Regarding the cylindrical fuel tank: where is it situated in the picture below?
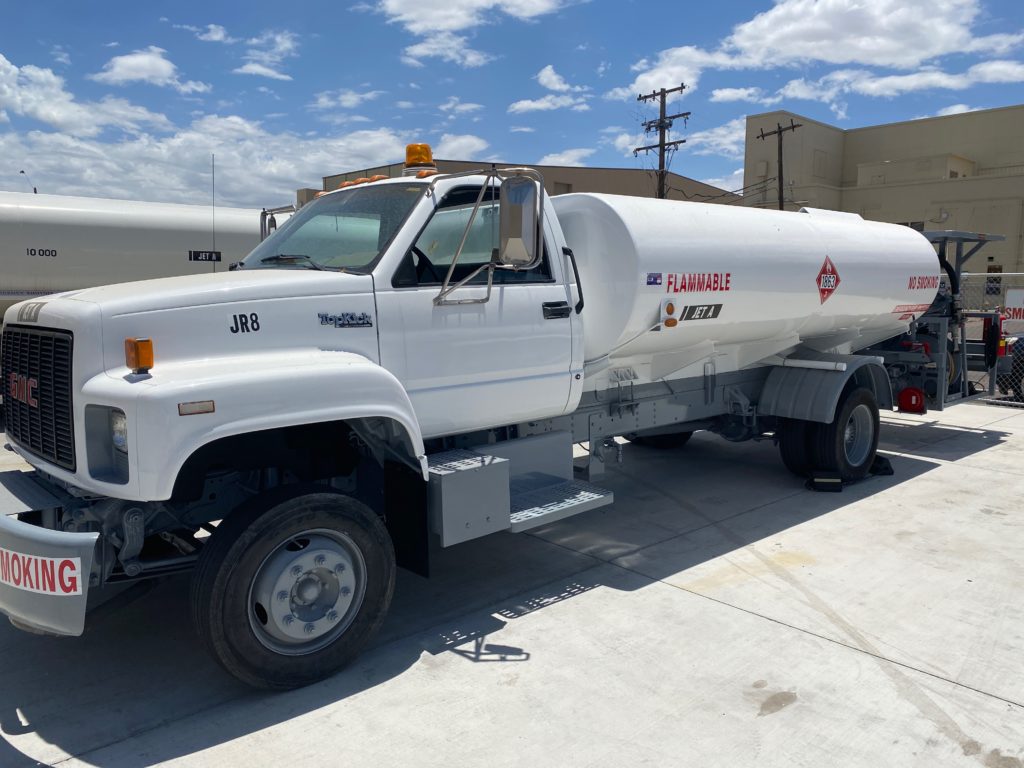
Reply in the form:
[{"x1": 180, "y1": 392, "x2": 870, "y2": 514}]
[
  {"x1": 551, "y1": 194, "x2": 941, "y2": 362},
  {"x1": 0, "y1": 191, "x2": 278, "y2": 318}
]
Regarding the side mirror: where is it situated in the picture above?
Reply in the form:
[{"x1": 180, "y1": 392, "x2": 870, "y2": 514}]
[{"x1": 498, "y1": 176, "x2": 539, "y2": 268}]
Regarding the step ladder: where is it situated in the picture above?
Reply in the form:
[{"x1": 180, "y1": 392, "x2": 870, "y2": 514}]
[{"x1": 426, "y1": 432, "x2": 614, "y2": 545}]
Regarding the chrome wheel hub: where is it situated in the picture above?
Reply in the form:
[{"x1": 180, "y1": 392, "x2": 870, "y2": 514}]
[
  {"x1": 248, "y1": 530, "x2": 366, "y2": 655},
  {"x1": 843, "y1": 404, "x2": 874, "y2": 467}
]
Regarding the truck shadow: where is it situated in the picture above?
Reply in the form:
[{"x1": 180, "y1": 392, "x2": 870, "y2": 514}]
[
  {"x1": 877, "y1": 417, "x2": 1012, "y2": 462},
  {"x1": 0, "y1": 420, "x2": 1004, "y2": 766}
]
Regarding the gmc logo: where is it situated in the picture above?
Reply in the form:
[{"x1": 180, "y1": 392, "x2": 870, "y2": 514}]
[{"x1": 7, "y1": 373, "x2": 38, "y2": 408}]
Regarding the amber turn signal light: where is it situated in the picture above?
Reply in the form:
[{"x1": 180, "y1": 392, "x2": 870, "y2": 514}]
[{"x1": 125, "y1": 337, "x2": 154, "y2": 374}]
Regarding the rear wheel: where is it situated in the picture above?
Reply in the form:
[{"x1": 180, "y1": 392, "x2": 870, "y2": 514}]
[
  {"x1": 777, "y1": 418, "x2": 812, "y2": 477},
  {"x1": 808, "y1": 387, "x2": 880, "y2": 482},
  {"x1": 191, "y1": 487, "x2": 395, "y2": 690}
]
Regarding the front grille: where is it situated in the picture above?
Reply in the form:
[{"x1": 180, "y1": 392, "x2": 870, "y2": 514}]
[{"x1": 2, "y1": 325, "x2": 76, "y2": 470}]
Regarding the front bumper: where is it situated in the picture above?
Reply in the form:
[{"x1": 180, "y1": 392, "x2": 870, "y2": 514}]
[{"x1": 0, "y1": 470, "x2": 98, "y2": 636}]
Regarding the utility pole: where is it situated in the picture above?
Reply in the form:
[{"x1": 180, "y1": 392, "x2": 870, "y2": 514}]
[
  {"x1": 633, "y1": 84, "x2": 689, "y2": 199},
  {"x1": 756, "y1": 119, "x2": 802, "y2": 210}
]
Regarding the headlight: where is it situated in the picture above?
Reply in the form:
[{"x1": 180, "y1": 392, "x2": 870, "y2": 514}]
[{"x1": 110, "y1": 409, "x2": 128, "y2": 453}]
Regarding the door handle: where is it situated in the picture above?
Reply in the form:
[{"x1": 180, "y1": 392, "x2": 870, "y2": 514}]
[{"x1": 542, "y1": 301, "x2": 572, "y2": 319}]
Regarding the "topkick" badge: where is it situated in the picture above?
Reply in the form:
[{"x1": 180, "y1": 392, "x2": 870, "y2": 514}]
[{"x1": 817, "y1": 256, "x2": 841, "y2": 304}]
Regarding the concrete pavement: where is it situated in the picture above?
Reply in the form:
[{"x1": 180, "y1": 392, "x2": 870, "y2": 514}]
[{"x1": 1, "y1": 403, "x2": 1023, "y2": 767}]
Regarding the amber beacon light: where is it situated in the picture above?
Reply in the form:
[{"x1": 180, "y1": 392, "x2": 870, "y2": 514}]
[
  {"x1": 125, "y1": 337, "x2": 154, "y2": 374},
  {"x1": 404, "y1": 143, "x2": 436, "y2": 175}
]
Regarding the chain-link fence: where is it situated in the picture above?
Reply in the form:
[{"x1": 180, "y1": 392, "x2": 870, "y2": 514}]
[{"x1": 960, "y1": 272, "x2": 1024, "y2": 407}]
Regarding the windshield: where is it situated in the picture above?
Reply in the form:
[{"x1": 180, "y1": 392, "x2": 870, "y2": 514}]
[{"x1": 242, "y1": 183, "x2": 425, "y2": 272}]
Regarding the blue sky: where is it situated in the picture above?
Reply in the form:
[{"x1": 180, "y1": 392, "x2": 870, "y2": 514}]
[{"x1": 1, "y1": 0, "x2": 1022, "y2": 207}]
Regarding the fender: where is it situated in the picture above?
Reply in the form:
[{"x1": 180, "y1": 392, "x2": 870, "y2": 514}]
[
  {"x1": 757, "y1": 351, "x2": 894, "y2": 424},
  {"x1": 77, "y1": 350, "x2": 427, "y2": 501}
]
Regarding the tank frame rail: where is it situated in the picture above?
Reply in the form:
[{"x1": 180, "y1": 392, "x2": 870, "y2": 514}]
[{"x1": 520, "y1": 367, "x2": 770, "y2": 480}]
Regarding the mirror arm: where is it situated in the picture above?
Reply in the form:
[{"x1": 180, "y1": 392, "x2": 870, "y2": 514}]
[
  {"x1": 434, "y1": 263, "x2": 494, "y2": 306},
  {"x1": 562, "y1": 246, "x2": 584, "y2": 314},
  {"x1": 438, "y1": 179, "x2": 493, "y2": 293}
]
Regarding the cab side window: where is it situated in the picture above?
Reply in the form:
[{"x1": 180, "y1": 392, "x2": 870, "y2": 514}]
[{"x1": 395, "y1": 186, "x2": 551, "y2": 287}]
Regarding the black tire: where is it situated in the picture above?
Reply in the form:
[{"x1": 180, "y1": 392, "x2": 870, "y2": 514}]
[
  {"x1": 628, "y1": 431, "x2": 693, "y2": 449},
  {"x1": 777, "y1": 418, "x2": 813, "y2": 477},
  {"x1": 191, "y1": 486, "x2": 395, "y2": 690},
  {"x1": 808, "y1": 387, "x2": 880, "y2": 482}
]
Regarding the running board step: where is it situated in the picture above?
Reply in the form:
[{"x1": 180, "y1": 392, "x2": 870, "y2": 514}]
[{"x1": 509, "y1": 480, "x2": 614, "y2": 532}]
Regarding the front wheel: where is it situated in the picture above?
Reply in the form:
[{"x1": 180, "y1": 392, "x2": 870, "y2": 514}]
[
  {"x1": 191, "y1": 488, "x2": 395, "y2": 690},
  {"x1": 808, "y1": 387, "x2": 880, "y2": 482}
]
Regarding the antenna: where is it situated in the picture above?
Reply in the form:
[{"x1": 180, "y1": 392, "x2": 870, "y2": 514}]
[
  {"x1": 19, "y1": 170, "x2": 37, "y2": 194},
  {"x1": 211, "y1": 153, "x2": 217, "y2": 271}
]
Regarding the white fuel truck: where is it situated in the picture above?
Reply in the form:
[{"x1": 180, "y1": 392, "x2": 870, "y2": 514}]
[
  {"x1": 0, "y1": 191, "x2": 278, "y2": 319},
  {"x1": 0, "y1": 146, "x2": 950, "y2": 689}
]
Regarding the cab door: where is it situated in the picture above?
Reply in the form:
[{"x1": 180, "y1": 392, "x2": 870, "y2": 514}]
[{"x1": 374, "y1": 185, "x2": 574, "y2": 439}]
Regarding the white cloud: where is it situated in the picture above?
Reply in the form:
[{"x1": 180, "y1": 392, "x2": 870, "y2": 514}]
[
  {"x1": 233, "y1": 63, "x2": 291, "y2": 81},
  {"x1": 104, "y1": 42, "x2": 119, "y2": 48},
  {"x1": 611, "y1": 0, "x2": 1024, "y2": 103},
  {"x1": 51, "y1": 46, "x2": 71, "y2": 66},
  {"x1": 935, "y1": 103, "x2": 979, "y2": 116},
  {"x1": 726, "y1": 0, "x2": 1022, "y2": 70},
  {"x1": 507, "y1": 93, "x2": 588, "y2": 113},
  {"x1": 396, "y1": 100, "x2": 415, "y2": 109},
  {"x1": 402, "y1": 32, "x2": 491, "y2": 68},
  {"x1": 710, "y1": 87, "x2": 768, "y2": 103},
  {"x1": 537, "y1": 148, "x2": 594, "y2": 166},
  {"x1": 510, "y1": 126, "x2": 535, "y2": 133},
  {"x1": 310, "y1": 88, "x2": 385, "y2": 109},
  {"x1": 701, "y1": 167, "x2": 745, "y2": 194},
  {"x1": 1, "y1": 54, "x2": 172, "y2": 137},
  {"x1": 439, "y1": 96, "x2": 483, "y2": 113},
  {"x1": 686, "y1": 118, "x2": 747, "y2": 160},
  {"x1": 197, "y1": 24, "x2": 238, "y2": 43},
  {"x1": 378, "y1": 1, "x2": 566, "y2": 66},
  {"x1": 376, "y1": 0, "x2": 565, "y2": 35},
  {"x1": 434, "y1": 133, "x2": 489, "y2": 159},
  {"x1": 0, "y1": 116, "x2": 410, "y2": 207},
  {"x1": 89, "y1": 46, "x2": 210, "y2": 94},
  {"x1": 233, "y1": 30, "x2": 298, "y2": 80},
  {"x1": 537, "y1": 64, "x2": 587, "y2": 93}
]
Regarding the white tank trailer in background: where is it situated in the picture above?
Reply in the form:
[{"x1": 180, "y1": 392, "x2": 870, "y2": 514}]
[
  {"x1": 0, "y1": 191, "x2": 286, "y2": 318},
  {"x1": 0, "y1": 146, "x2": 1006, "y2": 690}
]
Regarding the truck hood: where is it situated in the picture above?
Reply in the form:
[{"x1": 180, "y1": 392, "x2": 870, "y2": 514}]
[
  {"x1": 62, "y1": 268, "x2": 371, "y2": 315},
  {"x1": 2, "y1": 268, "x2": 381, "y2": 379}
]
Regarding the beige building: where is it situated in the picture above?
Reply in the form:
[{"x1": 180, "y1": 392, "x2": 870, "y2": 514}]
[
  {"x1": 743, "y1": 105, "x2": 1024, "y2": 271},
  {"x1": 311, "y1": 159, "x2": 735, "y2": 206}
]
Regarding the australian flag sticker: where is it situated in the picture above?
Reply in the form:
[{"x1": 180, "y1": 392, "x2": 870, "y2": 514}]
[{"x1": 646, "y1": 272, "x2": 663, "y2": 286}]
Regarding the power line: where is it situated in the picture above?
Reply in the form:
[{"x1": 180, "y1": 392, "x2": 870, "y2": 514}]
[
  {"x1": 668, "y1": 176, "x2": 776, "y2": 202},
  {"x1": 633, "y1": 84, "x2": 688, "y2": 199},
  {"x1": 756, "y1": 119, "x2": 802, "y2": 211}
]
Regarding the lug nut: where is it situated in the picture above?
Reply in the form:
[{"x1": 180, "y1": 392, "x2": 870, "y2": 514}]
[
  {"x1": 315, "y1": 555, "x2": 326, "y2": 566},
  {"x1": 341, "y1": 586, "x2": 351, "y2": 597},
  {"x1": 304, "y1": 623, "x2": 316, "y2": 635},
  {"x1": 277, "y1": 590, "x2": 288, "y2": 602},
  {"x1": 283, "y1": 615, "x2": 294, "y2": 626},
  {"x1": 334, "y1": 563, "x2": 346, "y2": 574},
  {"x1": 327, "y1": 610, "x2": 339, "y2": 622},
  {"x1": 291, "y1": 565, "x2": 303, "y2": 576}
]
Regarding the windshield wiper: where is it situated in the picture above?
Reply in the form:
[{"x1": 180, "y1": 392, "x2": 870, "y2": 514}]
[{"x1": 260, "y1": 254, "x2": 327, "y2": 271}]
